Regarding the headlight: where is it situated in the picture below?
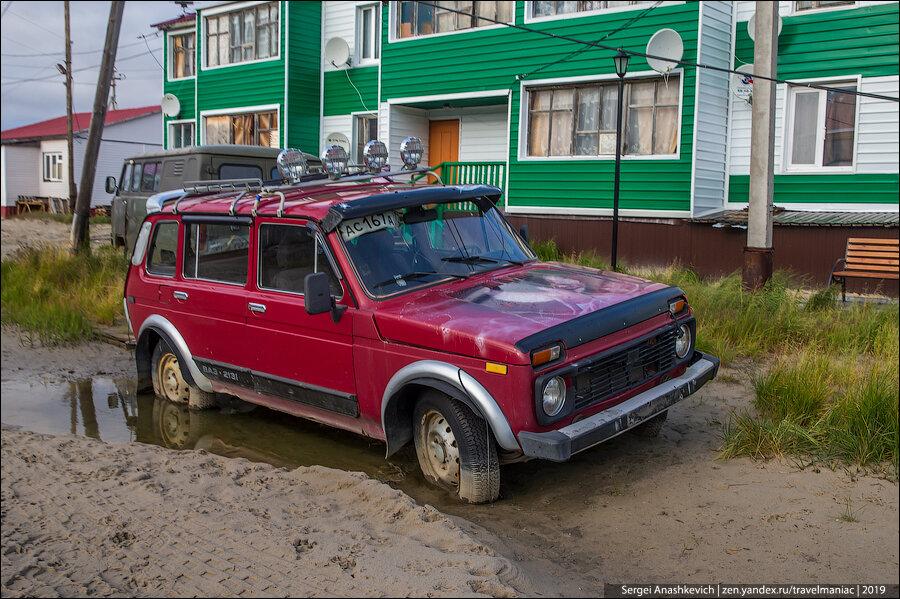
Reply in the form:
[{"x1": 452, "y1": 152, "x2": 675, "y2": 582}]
[
  {"x1": 400, "y1": 136, "x2": 424, "y2": 169},
  {"x1": 542, "y1": 376, "x2": 566, "y2": 417},
  {"x1": 363, "y1": 140, "x2": 388, "y2": 172},
  {"x1": 674, "y1": 324, "x2": 692, "y2": 359},
  {"x1": 277, "y1": 148, "x2": 308, "y2": 183},
  {"x1": 321, "y1": 145, "x2": 349, "y2": 178}
]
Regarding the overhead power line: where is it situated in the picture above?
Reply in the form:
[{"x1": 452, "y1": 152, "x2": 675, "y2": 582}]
[{"x1": 414, "y1": 1, "x2": 900, "y2": 103}]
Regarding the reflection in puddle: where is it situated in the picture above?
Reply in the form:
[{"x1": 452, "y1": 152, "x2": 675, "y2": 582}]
[{"x1": 1, "y1": 376, "x2": 423, "y2": 494}]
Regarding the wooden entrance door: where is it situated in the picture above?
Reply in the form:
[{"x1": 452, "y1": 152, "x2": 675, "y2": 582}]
[{"x1": 428, "y1": 119, "x2": 459, "y2": 176}]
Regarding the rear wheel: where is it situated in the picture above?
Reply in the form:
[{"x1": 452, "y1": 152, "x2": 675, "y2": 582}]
[
  {"x1": 150, "y1": 339, "x2": 216, "y2": 410},
  {"x1": 413, "y1": 391, "x2": 500, "y2": 504}
]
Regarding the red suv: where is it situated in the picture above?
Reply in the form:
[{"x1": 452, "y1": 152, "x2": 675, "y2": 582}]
[{"x1": 124, "y1": 139, "x2": 718, "y2": 503}]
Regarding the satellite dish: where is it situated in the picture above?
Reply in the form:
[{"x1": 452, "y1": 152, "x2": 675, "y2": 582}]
[
  {"x1": 325, "y1": 131, "x2": 350, "y2": 153},
  {"x1": 730, "y1": 64, "x2": 754, "y2": 105},
  {"x1": 646, "y1": 29, "x2": 684, "y2": 74},
  {"x1": 324, "y1": 37, "x2": 351, "y2": 68},
  {"x1": 748, "y1": 14, "x2": 783, "y2": 41},
  {"x1": 161, "y1": 93, "x2": 180, "y2": 118}
]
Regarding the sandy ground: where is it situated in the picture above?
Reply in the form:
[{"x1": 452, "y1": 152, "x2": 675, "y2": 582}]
[
  {"x1": 2, "y1": 217, "x2": 898, "y2": 597},
  {"x1": 0, "y1": 217, "x2": 111, "y2": 260}
]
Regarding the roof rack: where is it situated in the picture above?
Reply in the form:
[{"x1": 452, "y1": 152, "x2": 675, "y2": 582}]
[{"x1": 183, "y1": 178, "x2": 265, "y2": 194}]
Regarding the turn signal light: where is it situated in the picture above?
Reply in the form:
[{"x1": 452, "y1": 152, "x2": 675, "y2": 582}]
[{"x1": 532, "y1": 345, "x2": 561, "y2": 367}]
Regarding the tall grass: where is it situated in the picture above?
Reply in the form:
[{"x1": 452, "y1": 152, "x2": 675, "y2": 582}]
[{"x1": 1, "y1": 245, "x2": 127, "y2": 344}]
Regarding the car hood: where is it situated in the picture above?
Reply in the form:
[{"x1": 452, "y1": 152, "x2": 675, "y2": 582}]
[{"x1": 372, "y1": 262, "x2": 672, "y2": 364}]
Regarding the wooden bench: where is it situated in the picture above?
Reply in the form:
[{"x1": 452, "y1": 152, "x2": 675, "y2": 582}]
[{"x1": 829, "y1": 238, "x2": 899, "y2": 301}]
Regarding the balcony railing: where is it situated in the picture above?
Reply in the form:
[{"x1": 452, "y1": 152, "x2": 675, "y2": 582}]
[{"x1": 435, "y1": 161, "x2": 506, "y2": 188}]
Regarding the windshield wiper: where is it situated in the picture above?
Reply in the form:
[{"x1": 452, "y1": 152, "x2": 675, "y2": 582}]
[
  {"x1": 371, "y1": 271, "x2": 469, "y2": 290},
  {"x1": 442, "y1": 255, "x2": 529, "y2": 266}
]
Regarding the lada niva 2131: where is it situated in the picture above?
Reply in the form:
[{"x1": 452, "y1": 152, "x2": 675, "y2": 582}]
[{"x1": 124, "y1": 138, "x2": 719, "y2": 503}]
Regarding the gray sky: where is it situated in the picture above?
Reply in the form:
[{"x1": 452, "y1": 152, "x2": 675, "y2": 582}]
[{"x1": 1, "y1": 1, "x2": 212, "y2": 131}]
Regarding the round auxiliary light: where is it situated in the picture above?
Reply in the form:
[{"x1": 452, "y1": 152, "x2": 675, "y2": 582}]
[
  {"x1": 363, "y1": 140, "x2": 389, "y2": 173},
  {"x1": 276, "y1": 148, "x2": 308, "y2": 183},
  {"x1": 542, "y1": 376, "x2": 566, "y2": 417},
  {"x1": 400, "y1": 136, "x2": 424, "y2": 170},
  {"x1": 674, "y1": 323, "x2": 692, "y2": 359},
  {"x1": 321, "y1": 144, "x2": 349, "y2": 178}
]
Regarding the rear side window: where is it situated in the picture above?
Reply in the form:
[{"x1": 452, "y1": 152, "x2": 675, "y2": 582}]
[
  {"x1": 183, "y1": 223, "x2": 250, "y2": 285},
  {"x1": 218, "y1": 164, "x2": 263, "y2": 180},
  {"x1": 146, "y1": 221, "x2": 179, "y2": 277},
  {"x1": 257, "y1": 223, "x2": 342, "y2": 296}
]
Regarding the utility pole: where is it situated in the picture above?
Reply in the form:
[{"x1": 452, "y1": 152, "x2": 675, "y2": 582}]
[
  {"x1": 71, "y1": 1, "x2": 125, "y2": 252},
  {"x1": 64, "y1": 1, "x2": 76, "y2": 213},
  {"x1": 743, "y1": 1, "x2": 778, "y2": 290}
]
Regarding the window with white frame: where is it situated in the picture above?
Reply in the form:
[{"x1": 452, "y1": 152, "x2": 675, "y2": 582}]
[
  {"x1": 169, "y1": 121, "x2": 195, "y2": 149},
  {"x1": 794, "y1": 1, "x2": 855, "y2": 12},
  {"x1": 205, "y1": 2, "x2": 279, "y2": 67},
  {"x1": 397, "y1": 1, "x2": 513, "y2": 38},
  {"x1": 357, "y1": 4, "x2": 380, "y2": 62},
  {"x1": 42, "y1": 152, "x2": 63, "y2": 181},
  {"x1": 355, "y1": 114, "x2": 379, "y2": 164},
  {"x1": 205, "y1": 110, "x2": 279, "y2": 147},
  {"x1": 787, "y1": 83, "x2": 857, "y2": 169},
  {"x1": 531, "y1": 1, "x2": 653, "y2": 18},
  {"x1": 526, "y1": 76, "x2": 679, "y2": 157},
  {"x1": 170, "y1": 31, "x2": 195, "y2": 78}
]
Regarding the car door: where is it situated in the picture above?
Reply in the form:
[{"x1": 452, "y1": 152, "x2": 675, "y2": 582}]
[
  {"x1": 171, "y1": 215, "x2": 253, "y2": 373},
  {"x1": 243, "y1": 220, "x2": 358, "y2": 421}
]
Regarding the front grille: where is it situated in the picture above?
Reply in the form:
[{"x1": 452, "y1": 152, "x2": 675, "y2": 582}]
[{"x1": 573, "y1": 329, "x2": 677, "y2": 411}]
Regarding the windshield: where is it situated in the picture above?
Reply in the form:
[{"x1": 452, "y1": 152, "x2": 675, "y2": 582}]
[{"x1": 339, "y1": 202, "x2": 535, "y2": 297}]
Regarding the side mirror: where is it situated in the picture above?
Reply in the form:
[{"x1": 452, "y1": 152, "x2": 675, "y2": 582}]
[
  {"x1": 519, "y1": 224, "x2": 530, "y2": 246},
  {"x1": 304, "y1": 272, "x2": 346, "y2": 323},
  {"x1": 105, "y1": 176, "x2": 117, "y2": 194}
]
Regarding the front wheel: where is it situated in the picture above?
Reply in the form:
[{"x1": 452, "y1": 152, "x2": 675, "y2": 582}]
[
  {"x1": 413, "y1": 391, "x2": 500, "y2": 504},
  {"x1": 150, "y1": 339, "x2": 216, "y2": 410}
]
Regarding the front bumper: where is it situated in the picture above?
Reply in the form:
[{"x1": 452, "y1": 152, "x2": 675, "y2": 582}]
[{"x1": 517, "y1": 351, "x2": 719, "y2": 462}]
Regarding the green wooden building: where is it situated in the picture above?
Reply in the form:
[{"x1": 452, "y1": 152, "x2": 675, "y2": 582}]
[{"x1": 153, "y1": 1, "x2": 898, "y2": 281}]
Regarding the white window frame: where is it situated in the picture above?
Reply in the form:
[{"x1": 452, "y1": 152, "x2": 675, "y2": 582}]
[
  {"x1": 167, "y1": 28, "x2": 196, "y2": 82},
  {"x1": 525, "y1": 1, "x2": 683, "y2": 24},
  {"x1": 782, "y1": 76, "x2": 861, "y2": 174},
  {"x1": 200, "y1": 104, "x2": 281, "y2": 147},
  {"x1": 517, "y1": 70, "x2": 683, "y2": 162},
  {"x1": 356, "y1": 3, "x2": 381, "y2": 66},
  {"x1": 389, "y1": 1, "x2": 512, "y2": 43},
  {"x1": 200, "y1": 0, "x2": 281, "y2": 72},
  {"x1": 42, "y1": 152, "x2": 63, "y2": 182},
  {"x1": 790, "y1": 1, "x2": 858, "y2": 16},
  {"x1": 168, "y1": 119, "x2": 196, "y2": 149}
]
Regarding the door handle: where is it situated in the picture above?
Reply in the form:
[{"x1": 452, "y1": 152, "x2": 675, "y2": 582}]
[
  {"x1": 248, "y1": 302, "x2": 267, "y2": 314},
  {"x1": 173, "y1": 291, "x2": 188, "y2": 301}
]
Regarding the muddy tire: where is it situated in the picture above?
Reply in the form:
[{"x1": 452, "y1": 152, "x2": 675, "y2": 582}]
[
  {"x1": 150, "y1": 339, "x2": 216, "y2": 410},
  {"x1": 413, "y1": 391, "x2": 500, "y2": 504},
  {"x1": 632, "y1": 411, "x2": 668, "y2": 438}
]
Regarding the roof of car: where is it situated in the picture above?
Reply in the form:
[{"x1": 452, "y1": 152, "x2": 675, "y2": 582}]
[
  {"x1": 123, "y1": 144, "x2": 308, "y2": 161},
  {"x1": 156, "y1": 179, "x2": 503, "y2": 225}
]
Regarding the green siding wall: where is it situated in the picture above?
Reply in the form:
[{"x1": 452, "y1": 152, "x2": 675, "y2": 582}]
[
  {"x1": 730, "y1": 3, "x2": 899, "y2": 207},
  {"x1": 323, "y1": 67, "x2": 379, "y2": 116},
  {"x1": 734, "y1": 3, "x2": 899, "y2": 80},
  {"x1": 286, "y1": 1, "x2": 321, "y2": 153},
  {"x1": 381, "y1": 2, "x2": 701, "y2": 213},
  {"x1": 729, "y1": 174, "x2": 900, "y2": 205},
  {"x1": 158, "y1": 2, "x2": 322, "y2": 153}
]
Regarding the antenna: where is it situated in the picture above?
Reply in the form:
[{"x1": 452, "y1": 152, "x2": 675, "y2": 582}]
[
  {"x1": 645, "y1": 29, "x2": 684, "y2": 75},
  {"x1": 161, "y1": 93, "x2": 181, "y2": 118},
  {"x1": 324, "y1": 37, "x2": 351, "y2": 69}
]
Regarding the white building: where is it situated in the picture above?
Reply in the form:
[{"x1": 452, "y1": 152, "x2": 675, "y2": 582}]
[{"x1": 1, "y1": 105, "x2": 161, "y2": 217}]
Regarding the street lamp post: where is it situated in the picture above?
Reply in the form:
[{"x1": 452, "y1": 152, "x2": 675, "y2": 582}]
[{"x1": 611, "y1": 49, "x2": 630, "y2": 271}]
